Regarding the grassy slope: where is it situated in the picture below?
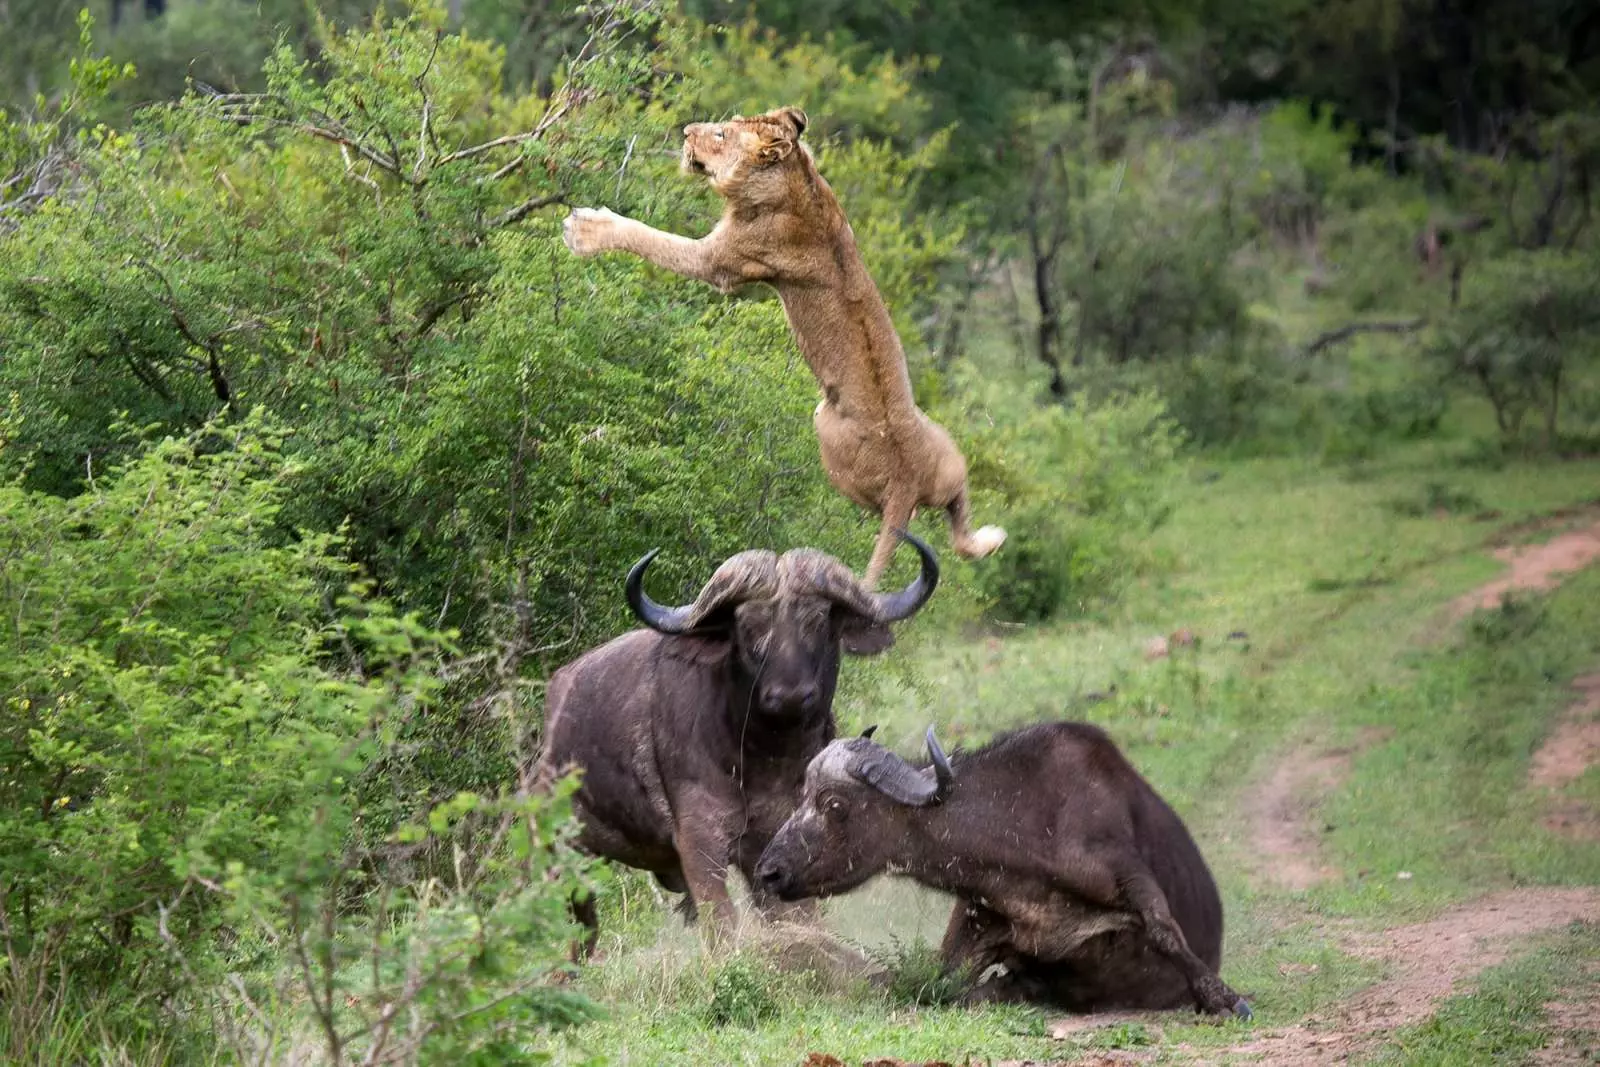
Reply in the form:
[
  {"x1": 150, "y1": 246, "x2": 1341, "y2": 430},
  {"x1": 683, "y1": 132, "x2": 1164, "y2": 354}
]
[{"x1": 552, "y1": 437, "x2": 1600, "y2": 1066}]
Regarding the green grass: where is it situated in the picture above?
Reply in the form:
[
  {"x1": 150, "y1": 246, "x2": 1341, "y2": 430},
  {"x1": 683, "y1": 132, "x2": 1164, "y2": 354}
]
[
  {"x1": 1368, "y1": 920, "x2": 1600, "y2": 1065},
  {"x1": 554, "y1": 441, "x2": 1600, "y2": 1066}
]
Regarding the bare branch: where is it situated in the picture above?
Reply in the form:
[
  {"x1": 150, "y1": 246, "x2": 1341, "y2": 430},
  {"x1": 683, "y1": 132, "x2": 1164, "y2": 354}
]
[
  {"x1": 615, "y1": 133, "x2": 638, "y2": 201},
  {"x1": 1304, "y1": 318, "x2": 1427, "y2": 356},
  {"x1": 488, "y1": 192, "x2": 568, "y2": 229}
]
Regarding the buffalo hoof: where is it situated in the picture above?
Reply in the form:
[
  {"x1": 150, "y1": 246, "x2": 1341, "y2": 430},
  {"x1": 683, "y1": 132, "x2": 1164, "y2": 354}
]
[{"x1": 1232, "y1": 999, "x2": 1253, "y2": 1021}]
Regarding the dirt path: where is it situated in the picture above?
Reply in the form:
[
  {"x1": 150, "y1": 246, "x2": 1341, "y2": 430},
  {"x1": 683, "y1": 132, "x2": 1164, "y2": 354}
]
[
  {"x1": 1221, "y1": 887, "x2": 1600, "y2": 1064},
  {"x1": 1240, "y1": 729, "x2": 1391, "y2": 892},
  {"x1": 1448, "y1": 517, "x2": 1600, "y2": 620},
  {"x1": 1038, "y1": 889, "x2": 1600, "y2": 1065},
  {"x1": 1529, "y1": 673, "x2": 1600, "y2": 841}
]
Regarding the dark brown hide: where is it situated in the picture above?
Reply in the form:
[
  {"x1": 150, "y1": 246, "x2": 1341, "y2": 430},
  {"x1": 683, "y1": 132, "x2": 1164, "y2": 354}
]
[
  {"x1": 527, "y1": 536, "x2": 937, "y2": 945},
  {"x1": 754, "y1": 722, "x2": 1248, "y2": 1017}
]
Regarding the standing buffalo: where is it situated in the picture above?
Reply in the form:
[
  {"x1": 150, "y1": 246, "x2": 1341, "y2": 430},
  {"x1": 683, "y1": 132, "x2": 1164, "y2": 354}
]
[
  {"x1": 527, "y1": 533, "x2": 938, "y2": 947},
  {"x1": 755, "y1": 722, "x2": 1251, "y2": 1017}
]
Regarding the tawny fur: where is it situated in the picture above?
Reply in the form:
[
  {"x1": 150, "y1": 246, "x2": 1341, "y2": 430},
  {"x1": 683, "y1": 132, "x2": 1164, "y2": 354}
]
[{"x1": 562, "y1": 106, "x2": 1005, "y2": 587}]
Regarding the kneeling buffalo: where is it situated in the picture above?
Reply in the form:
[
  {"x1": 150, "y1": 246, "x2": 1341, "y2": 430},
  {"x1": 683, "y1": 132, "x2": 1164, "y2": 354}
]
[
  {"x1": 755, "y1": 721, "x2": 1250, "y2": 1017},
  {"x1": 527, "y1": 533, "x2": 938, "y2": 946}
]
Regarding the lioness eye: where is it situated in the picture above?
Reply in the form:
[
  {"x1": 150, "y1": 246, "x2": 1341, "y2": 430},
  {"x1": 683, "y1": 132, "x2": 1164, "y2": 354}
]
[{"x1": 714, "y1": 130, "x2": 724, "y2": 141}]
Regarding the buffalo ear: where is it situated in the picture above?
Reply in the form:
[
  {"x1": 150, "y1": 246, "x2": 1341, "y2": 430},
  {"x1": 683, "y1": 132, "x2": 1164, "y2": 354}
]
[
  {"x1": 841, "y1": 617, "x2": 894, "y2": 656},
  {"x1": 860, "y1": 724, "x2": 879, "y2": 739}
]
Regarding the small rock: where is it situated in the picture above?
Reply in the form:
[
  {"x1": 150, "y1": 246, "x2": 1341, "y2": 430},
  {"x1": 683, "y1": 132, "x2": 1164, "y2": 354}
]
[
  {"x1": 1144, "y1": 636, "x2": 1169, "y2": 660},
  {"x1": 1397, "y1": 870, "x2": 1413, "y2": 880}
]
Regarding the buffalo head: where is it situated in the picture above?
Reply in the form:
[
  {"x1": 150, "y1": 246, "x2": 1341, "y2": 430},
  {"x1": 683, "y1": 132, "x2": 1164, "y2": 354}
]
[
  {"x1": 626, "y1": 531, "x2": 938, "y2": 720},
  {"x1": 755, "y1": 725, "x2": 953, "y2": 900}
]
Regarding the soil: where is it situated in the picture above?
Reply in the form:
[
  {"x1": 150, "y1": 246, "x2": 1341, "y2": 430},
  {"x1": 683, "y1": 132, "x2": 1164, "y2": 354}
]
[
  {"x1": 1222, "y1": 888, "x2": 1600, "y2": 1064},
  {"x1": 1241, "y1": 729, "x2": 1392, "y2": 892},
  {"x1": 1449, "y1": 518, "x2": 1600, "y2": 620},
  {"x1": 1529, "y1": 961, "x2": 1600, "y2": 1065},
  {"x1": 1528, "y1": 673, "x2": 1600, "y2": 841}
]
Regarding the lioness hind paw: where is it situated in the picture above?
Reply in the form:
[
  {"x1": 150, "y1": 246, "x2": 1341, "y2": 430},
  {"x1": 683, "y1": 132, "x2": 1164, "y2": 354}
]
[{"x1": 963, "y1": 525, "x2": 1007, "y2": 559}]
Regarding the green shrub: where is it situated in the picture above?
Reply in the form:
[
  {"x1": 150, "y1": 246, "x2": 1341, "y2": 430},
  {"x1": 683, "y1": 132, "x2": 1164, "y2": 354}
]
[
  {"x1": 947, "y1": 384, "x2": 1182, "y2": 622},
  {"x1": 702, "y1": 955, "x2": 785, "y2": 1027},
  {"x1": 0, "y1": 410, "x2": 596, "y2": 1058},
  {"x1": 863, "y1": 936, "x2": 970, "y2": 1007},
  {"x1": 1384, "y1": 481, "x2": 1483, "y2": 518},
  {"x1": 0, "y1": 0, "x2": 965, "y2": 666}
]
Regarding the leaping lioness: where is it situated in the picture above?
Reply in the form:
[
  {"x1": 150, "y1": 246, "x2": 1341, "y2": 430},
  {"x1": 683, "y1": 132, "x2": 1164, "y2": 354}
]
[{"x1": 562, "y1": 106, "x2": 1005, "y2": 587}]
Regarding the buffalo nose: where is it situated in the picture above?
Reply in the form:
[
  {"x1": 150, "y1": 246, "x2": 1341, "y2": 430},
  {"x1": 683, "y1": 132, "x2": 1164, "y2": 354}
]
[
  {"x1": 755, "y1": 860, "x2": 783, "y2": 889},
  {"x1": 762, "y1": 683, "x2": 818, "y2": 712}
]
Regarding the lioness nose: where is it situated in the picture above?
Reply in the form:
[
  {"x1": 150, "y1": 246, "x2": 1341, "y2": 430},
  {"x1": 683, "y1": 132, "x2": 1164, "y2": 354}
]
[{"x1": 684, "y1": 123, "x2": 705, "y2": 136}]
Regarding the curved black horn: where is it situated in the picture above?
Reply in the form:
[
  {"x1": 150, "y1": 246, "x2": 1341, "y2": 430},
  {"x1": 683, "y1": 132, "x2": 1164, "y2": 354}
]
[
  {"x1": 625, "y1": 548, "x2": 695, "y2": 634},
  {"x1": 870, "y1": 530, "x2": 940, "y2": 622},
  {"x1": 848, "y1": 741, "x2": 940, "y2": 807},
  {"x1": 926, "y1": 726, "x2": 954, "y2": 803},
  {"x1": 860, "y1": 724, "x2": 879, "y2": 739}
]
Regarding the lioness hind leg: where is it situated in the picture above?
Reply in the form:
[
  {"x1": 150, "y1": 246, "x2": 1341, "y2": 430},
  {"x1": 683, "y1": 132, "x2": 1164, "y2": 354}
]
[
  {"x1": 946, "y1": 487, "x2": 1007, "y2": 560},
  {"x1": 864, "y1": 497, "x2": 917, "y2": 590}
]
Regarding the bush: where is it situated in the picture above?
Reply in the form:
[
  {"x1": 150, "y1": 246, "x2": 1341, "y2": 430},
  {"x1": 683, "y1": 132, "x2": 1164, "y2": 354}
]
[
  {"x1": 0, "y1": 411, "x2": 596, "y2": 1059},
  {"x1": 863, "y1": 936, "x2": 970, "y2": 1007},
  {"x1": 702, "y1": 955, "x2": 785, "y2": 1027},
  {"x1": 1432, "y1": 247, "x2": 1600, "y2": 448},
  {"x1": 0, "y1": 0, "x2": 965, "y2": 664},
  {"x1": 946, "y1": 384, "x2": 1182, "y2": 622}
]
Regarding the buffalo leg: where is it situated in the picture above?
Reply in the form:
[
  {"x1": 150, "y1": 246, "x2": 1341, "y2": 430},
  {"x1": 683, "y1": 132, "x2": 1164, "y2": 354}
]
[
  {"x1": 939, "y1": 899, "x2": 1026, "y2": 1001},
  {"x1": 568, "y1": 890, "x2": 600, "y2": 961},
  {"x1": 674, "y1": 813, "x2": 738, "y2": 941},
  {"x1": 1117, "y1": 869, "x2": 1249, "y2": 1018},
  {"x1": 655, "y1": 869, "x2": 700, "y2": 925}
]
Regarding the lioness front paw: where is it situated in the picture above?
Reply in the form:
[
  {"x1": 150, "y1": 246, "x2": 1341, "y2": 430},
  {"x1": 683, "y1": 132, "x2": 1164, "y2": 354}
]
[{"x1": 562, "y1": 207, "x2": 621, "y2": 257}]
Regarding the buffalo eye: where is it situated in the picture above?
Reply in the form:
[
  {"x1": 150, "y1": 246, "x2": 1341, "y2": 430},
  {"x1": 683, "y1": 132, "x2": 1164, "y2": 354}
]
[
  {"x1": 821, "y1": 794, "x2": 848, "y2": 822},
  {"x1": 736, "y1": 604, "x2": 774, "y2": 650}
]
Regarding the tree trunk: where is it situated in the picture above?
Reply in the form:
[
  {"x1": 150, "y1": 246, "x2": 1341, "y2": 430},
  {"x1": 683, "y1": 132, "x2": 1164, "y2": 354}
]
[
  {"x1": 1546, "y1": 361, "x2": 1561, "y2": 451},
  {"x1": 1033, "y1": 248, "x2": 1065, "y2": 396}
]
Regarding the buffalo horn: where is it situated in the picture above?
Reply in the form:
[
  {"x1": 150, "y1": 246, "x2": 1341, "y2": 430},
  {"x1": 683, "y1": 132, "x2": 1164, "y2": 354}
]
[
  {"x1": 783, "y1": 530, "x2": 939, "y2": 623},
  {"x1": 848, "y1": 740, "x2": 941, "y2": 807},
  {"x1": 870, "y1": 530, "x2": 940, "y2": 622},
  {"x1": 926, "y1": 726, "x2": 954, "y2": 803},
  {"x1": 860, "y1": 724, "x2": 879, "y2": 739},
  {"x1": 626, "y1": 548, "x2": 779, "y2": 634}
]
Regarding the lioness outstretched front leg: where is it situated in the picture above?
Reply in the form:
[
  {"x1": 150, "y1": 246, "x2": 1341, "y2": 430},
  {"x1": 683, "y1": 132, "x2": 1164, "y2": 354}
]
[{"x1": 563, "y1": 208, "x2": 757, "y2": 293}]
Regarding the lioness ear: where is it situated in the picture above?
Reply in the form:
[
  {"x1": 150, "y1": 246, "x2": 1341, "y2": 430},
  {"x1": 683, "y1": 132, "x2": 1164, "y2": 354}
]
[
  {"x1": 758, "y1": 134, "x2": 797, "y2": 164},
  {"x1": 776, "y1": 106, "x2": 808, "y2": 137}
]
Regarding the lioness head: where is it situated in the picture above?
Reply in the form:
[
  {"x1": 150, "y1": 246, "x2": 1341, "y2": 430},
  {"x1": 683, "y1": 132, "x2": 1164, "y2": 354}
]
[{"x1": 681, "y1": 107, "x2": 809, "y2": 196}]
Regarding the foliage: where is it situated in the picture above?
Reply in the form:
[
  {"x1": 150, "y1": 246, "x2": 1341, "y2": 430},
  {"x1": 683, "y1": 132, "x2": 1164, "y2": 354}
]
[
  {"x1": 701, "y1": 954, "x2": 786, "y2": 1027},
  {"x1": 863, "y1": 936, "x2": 970, "y2": 1007},
  {"x1": 1431, "y1": 247, "x2": 1600, "y2": 446},
  {"x1": 0, "y1": 0, "x2": 975, "y2": 666},
  {"x1": 950, "y1": 384, "x2": 1182, "y2": 621},
  {"x1": 0, "y1": 11, "x2": 134, "y2": 227},
  {"x1": 0, "y1": 410, "x2": 596, "y2": 1060},
  {"x1": 0, "y1": 411, "x2": 343, "y2": 1017}
]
